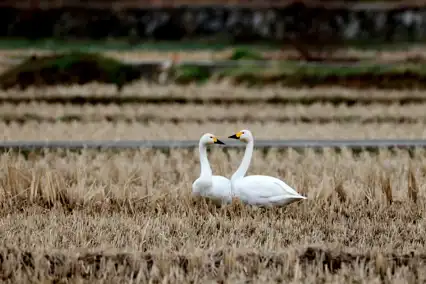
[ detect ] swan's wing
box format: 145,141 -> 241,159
212,175 -> 232,197
254,175 -> 302,196
235,175 -> 302,198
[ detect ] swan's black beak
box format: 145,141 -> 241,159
228,134 -> 239,139
214,139 -> 225,145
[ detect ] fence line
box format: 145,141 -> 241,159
1,139 -> 426,150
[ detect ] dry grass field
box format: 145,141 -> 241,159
1,80 -> 426,282
0,148 -> 426,282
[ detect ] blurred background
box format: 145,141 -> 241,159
0,0 -> 425,143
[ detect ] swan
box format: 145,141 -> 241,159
228,129 -> 307,207
192,133 -> 232,205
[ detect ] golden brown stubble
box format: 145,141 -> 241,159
0,148 -> 425,211
0,149 -> 425,282
4,102 -> 426,122
1,245 -> 425,283
1,121 -> 426,140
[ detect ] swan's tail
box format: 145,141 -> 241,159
269,194 -> 307,206
289,195 -> 307,202
287,192 -> 307,200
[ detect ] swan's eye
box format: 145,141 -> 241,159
210,136 -> 213,139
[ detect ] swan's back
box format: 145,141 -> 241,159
234,175 -> 303,198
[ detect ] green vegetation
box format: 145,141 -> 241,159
0,51 -> 146,90
175,65 -> 212,84
228,47 -> 265,61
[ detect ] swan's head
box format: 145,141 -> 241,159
200,133 -> 225,146
228,129 -> 253,143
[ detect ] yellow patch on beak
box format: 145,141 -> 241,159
236,131 -> 243,138
213,137 -> 218,142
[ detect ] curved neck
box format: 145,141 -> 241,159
198,142 -> 212,178
232,140 -> 254,181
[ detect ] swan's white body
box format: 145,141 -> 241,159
192,133 -> 232,205
229,130 -> 307,207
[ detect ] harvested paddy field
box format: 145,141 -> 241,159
1,85 -> 426,140
1,80 -> 426,282
0,149 -> 425,282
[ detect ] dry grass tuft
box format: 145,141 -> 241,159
334,180 -> 347,204
408,164 -> 419,204
381,172 -> 393,205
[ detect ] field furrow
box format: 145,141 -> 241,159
5,114 -> 426,124
1,84 -> 426,106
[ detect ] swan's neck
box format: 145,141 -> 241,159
232,140 -> 253,181
199,142 -> 212,178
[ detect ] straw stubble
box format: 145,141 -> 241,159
2,121 -> 426,140
3,102 -> 426,123
0,149 -> 425,281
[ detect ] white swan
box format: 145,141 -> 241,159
228,129 -> 307,207
192,133 -> 232,205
